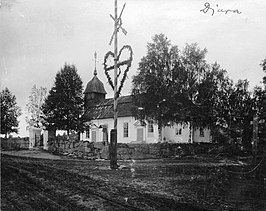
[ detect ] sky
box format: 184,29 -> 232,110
1,0 -> 266,137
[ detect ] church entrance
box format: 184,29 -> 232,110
102,127 -> 108,144
137,128 -> 144,142
92,130 -> 97,142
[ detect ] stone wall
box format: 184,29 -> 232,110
116,143 -> 219,160
48,135 -> 238,160
1,137 -> 29,150
47,134 -> 106,159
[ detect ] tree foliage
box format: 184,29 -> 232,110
227,80 -> 253,149
253,86 -> 266,118
25,85 -> 47,128
252,59 -> 266,144
0,88 -> 22,137
131,34 -> 262,148
132,34 -> 180,126
42,63 -> 84,134
260,58 -> 266,85
132,34 -> 226,130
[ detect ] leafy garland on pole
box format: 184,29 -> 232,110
103,51 -> 115,89
103,45 -> 133,97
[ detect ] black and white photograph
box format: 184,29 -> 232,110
1,0 -> 266,210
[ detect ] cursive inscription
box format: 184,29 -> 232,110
200,2 -> 242,16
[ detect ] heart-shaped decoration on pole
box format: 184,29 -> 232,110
104,45 -> 133,96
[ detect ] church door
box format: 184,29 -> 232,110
92,130 -> 97,142
102,128 -> 108,144
137,128 -> 144,142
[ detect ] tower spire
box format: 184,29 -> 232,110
93,51 -> 98,76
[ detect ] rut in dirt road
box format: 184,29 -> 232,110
1,155 -> 207,211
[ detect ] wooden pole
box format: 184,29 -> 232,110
110,0 -> 118,169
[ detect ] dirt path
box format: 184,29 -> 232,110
1,153 -> 265,211
1,154 -> 207,211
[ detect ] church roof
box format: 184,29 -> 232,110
84,75 -> 107,94
84,95 -> 134,120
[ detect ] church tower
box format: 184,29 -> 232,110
84,52 -> 107,110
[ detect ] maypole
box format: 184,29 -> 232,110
111,0 -> 119,169
104,0 -> 132,169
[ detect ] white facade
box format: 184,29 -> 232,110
193,127 -> 212,143
80,116 -> 159,144
163,124 -> 191,143
80,117 -> 212,144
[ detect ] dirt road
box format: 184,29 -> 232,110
1,153 -> 265,210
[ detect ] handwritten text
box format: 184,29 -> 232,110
200,2 -> 242,16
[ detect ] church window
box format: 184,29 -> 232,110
200,128 -> 205,137
123,122 -> 129,137
85,128 -> 90,139
148,120 -> 154,133
175,127 -> 182,135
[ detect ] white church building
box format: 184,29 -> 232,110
80,68 -> 212,144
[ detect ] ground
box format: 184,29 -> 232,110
1,150 -> 265,211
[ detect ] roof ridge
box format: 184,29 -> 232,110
84,95 -> 134,120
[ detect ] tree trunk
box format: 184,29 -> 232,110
158,120 -> 162,142
252,115 -> 258,163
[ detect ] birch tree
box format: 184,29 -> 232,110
25,85 -> 47,128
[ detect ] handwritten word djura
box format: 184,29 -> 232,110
200,2 -> 242,16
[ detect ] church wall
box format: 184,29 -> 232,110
80,118 -> 110,142
162,123 -> 190,143
193,128 -> 212,143
80,118 -> 212,144
118,116 -> 136,143
80,116 -> 160,143
144,122 -> 159,143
